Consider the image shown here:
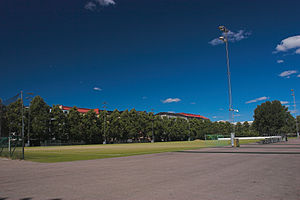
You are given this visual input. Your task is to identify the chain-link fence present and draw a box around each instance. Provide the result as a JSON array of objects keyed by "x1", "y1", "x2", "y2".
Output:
[
  {"x1": 0, "y1": 92, "x2": 24, "y2": 159},
  {"x1": 204, "y1": 134, "x2": 231, "y2": 147},
  {"x1": 0, "y1": 136, "x2": 23, "y2": 159}
]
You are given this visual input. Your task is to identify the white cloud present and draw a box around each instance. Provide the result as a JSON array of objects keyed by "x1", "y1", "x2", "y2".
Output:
[
  {"x1": 162, "y1": 98, "x2": 181, "y2": 103},
  {"x1": 142, "y1": 96, "x2": 147, "y2": 100},
  {"x1": 212, "y1": 116, "x2": 217, "y2": 119},
  {"x1": 209, "y1": 30, "x2": 251, "y2": 46},
  {"x1": 84, "y1": 2, "x2": 97, "y2": 10},
  {"x1": 93, "y1": 87, "x2": 102, "y2": 91},
  {"x1": 275, "y1": 35, "x2": 300, "y2": 54},
  {"x1": 279, "y1": 70, "x2": 297, "y2": 78},
  {"x1": 246, "y1": 96, "x2": 269, "y2": 104},
  {"x1": 297, "y1": 74, "x2": 300, "y2": 78},
  {"x1": 96, "y1": 0, "x2": 115, "y2": 6},
  {"x1": 85, "y1": 0, "x2": 115, "y2": 10},
  {"x1": 280, "y1": 101, "x2": 289, "y2": 105},
  {"x1": 190, "y1": 102, "x2": 196, "y2": 105},
  {"x1": 277, "y1": 60, "x2": 284, "y2": 63}
]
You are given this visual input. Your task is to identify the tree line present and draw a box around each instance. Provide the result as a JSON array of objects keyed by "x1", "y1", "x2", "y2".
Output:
[{"x1": 0, "y1": 96, "x2": 299, "y2": 146}]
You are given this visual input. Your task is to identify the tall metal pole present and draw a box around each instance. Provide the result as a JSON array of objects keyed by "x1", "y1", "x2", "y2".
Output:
[
  {"x1": 26, "y1": 93, "x2": 34, "y2": 146},
  {"x1": 27, "y1": 109, "x2": 30, "y2": 146},
  {"x1": 21, "y1": 91, "x2": 25, "y2": 159},
  {"x1": 291, "y1": 89, "x2": 299, "y2": 139},
  {"x1": 219, "y1": 26, "x2": 234, "y2": 147}
]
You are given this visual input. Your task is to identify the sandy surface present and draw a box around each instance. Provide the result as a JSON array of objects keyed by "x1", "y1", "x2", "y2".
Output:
[{"x1": 1, "y1": 139, "x2": 300, "y2": 200}]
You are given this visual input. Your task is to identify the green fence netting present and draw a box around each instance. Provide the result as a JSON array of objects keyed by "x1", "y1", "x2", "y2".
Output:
[{"x1": 0, "y1": 136, "x2": 23, "y2": 159}]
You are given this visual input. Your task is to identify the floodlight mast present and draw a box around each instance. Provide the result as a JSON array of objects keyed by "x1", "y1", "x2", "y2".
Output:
[
  {"x1": 26, "y1": 93, "x2": 34, "y2": 147},
  {"x1": 218, "y1": 25, "x2": 235, "y2": 147},
  {"x1": 291, "y1": 89, "x2": 299, "y2": 139}
]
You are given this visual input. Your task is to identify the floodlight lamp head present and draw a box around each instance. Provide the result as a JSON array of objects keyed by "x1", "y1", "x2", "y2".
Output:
[
  {"x1": 218, "y1": 25, "x2": 228, "y2": 33},
  {"x1": 218, "y1": 25, "x2": 225, "y2": 31},
  {"x1": 219, "y1": 36, "x2": 226, "y2": 42}
]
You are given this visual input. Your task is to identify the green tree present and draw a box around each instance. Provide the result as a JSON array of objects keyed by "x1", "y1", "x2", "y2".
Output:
[
  {"x1": 297, "y1": 116, "x2": 300, "y2": 134},
  {"x1": 67, "y1": 107, "x2": 82, "y2": 142},
  {"x1": 193, "y1": 119, "x2": 213, "y2": 139},
  {"x1": 120, "y1": 109, "x2": 130, "y2": 142},
  {"x1": 280, "y1": 114, "x2": 296, "y2": 134},
  {"x1": 137, "y1": 111, "x2": 151, "y2": 141},
  {"x1": 236, "y1": 121, "x2": 259, "y2": 137},
  {"x1": 253, "y1": 100, "x2": 291, "y2": 135},
  {"x1": 50, "y1": 105, "x2": 67, "y2": 141},
  {"x1": 0, "y1": 99, "x2": 7, "y2": 137},
  {"x1": 81, "y1": 110, "x2": 101, "y2": 144},
  {"x1": 160, "y1": 116, "x2": 174, "y2": 141},
  {"x1": 224, "y1": 121, "x2": 233, "y2": 135},
  {"x1": 151, "y1": 115, "x2": 162, "y2": 142},
  {"x1": 213, "y1": 121, "x2": 224, "y2": 135},
  {"x1": 189, "y1": 118, "x2": 210, "y2": 140},
  {"x1": 98, "y1": 110, "x2": 109, "y2": 143},
  {"x1": 147, "y1": 111, "x2": 156, "y2": 142},
  {"x1": 30, "y1": 96, "x2": 51, "y2": 142},
  {"x1": 188, "y1": 119, "x2": 197, "y2": 140},
  {"x1": 128, "y1": 109, "x2": 139, "y2": 141},
  {"x1": 212, "y1": 121, "x2": 231, "y2": 136},
  {"x1": 170, "y1": 118, "x2": 189, "y2": 141},
  {"x1": 235, "y1": 122, "x2": 243, "y2": 136},
  {"x1": 242, "y1": 121, "x2": 250, "y2": 132},
  {"x1": 107, "y1": 109, "x2": 121, "y2": 143},
  {"x1": 5, "y1": 99, "x2": 22, "y2": 137}
]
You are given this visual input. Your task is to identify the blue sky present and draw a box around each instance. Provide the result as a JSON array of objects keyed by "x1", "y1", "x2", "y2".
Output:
[{"x1": 1, "y1": 0, "x2": 300, "y2": 122}]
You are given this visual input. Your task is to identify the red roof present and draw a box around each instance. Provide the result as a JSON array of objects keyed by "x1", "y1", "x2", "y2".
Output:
[
  {"x1": 177, "y1": 112, "x2": 209, "y2": 120},
  {"x1": 61, "y1": 105, "x2": 99, "y2": 114}
]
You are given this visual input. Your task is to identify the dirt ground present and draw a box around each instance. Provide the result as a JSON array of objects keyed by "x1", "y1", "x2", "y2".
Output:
[{"x1": 1, "y1": 139, "x2": 300, "y2": 200}]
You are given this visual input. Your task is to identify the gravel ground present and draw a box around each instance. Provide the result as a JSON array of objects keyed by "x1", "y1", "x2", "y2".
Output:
[{"x1": 1, "y1": 139, "x2": 300, "y2": 200}]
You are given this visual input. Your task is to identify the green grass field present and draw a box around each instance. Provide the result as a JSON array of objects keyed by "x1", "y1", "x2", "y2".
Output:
[{"x1": 24, "y1": 139, "x2": 260, "y2": 163}]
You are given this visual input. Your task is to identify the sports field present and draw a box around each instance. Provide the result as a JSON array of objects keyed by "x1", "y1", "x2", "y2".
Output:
[
  {"x1": 1, "y1": 139, "x2": 300, "y2": 200},
  {"x1": 24, "y1": 139, "x2": 259, "y2": 163}
]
